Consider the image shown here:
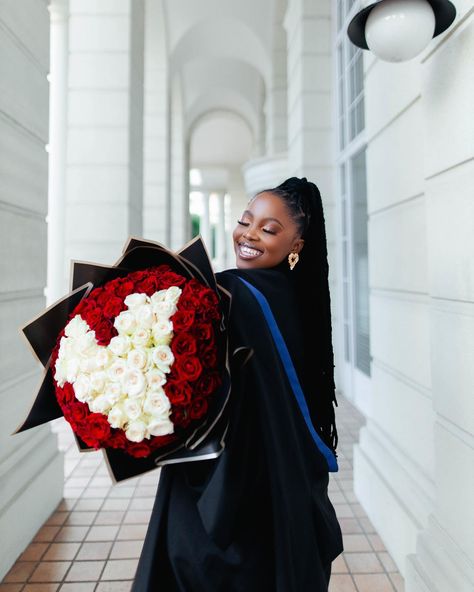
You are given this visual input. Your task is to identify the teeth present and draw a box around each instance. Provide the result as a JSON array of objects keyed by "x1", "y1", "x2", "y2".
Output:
[{"x1": 240, "y1": 245, "x2": 261, "y2": 256}]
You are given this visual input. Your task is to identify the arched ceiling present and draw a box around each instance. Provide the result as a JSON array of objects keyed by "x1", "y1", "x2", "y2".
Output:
[
  {"x1": 163, "y1": 0, "x2": 278, "y2": 167},
  {"x1": 190, "y1": 110, "x2": 254, "y2": 167}
]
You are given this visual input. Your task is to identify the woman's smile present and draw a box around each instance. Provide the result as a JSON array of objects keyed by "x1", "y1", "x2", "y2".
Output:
[{"x1": 237, "y1": 242, "x2": 264, "y2": 260}]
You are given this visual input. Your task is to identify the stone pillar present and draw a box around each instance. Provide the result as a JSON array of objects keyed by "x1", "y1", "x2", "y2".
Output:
[
  {"x1": 0, "y1": 0, "x2": 64, "y2": 578},
  {"x1": 143, "y1": 0, "x2": 170, "y2": 244},
  {"x1": 65, "y1": 0, "x2": 145, "y2": 270},
  {"x1": 215, "y1": 192, "x2": 228, "y2": 271},
  {"x1": 266, "y1": 21, "x2": 288, "y2": 155},
  {"x1": 283, "y1": 0, "x2": 333, "y2": 199},
  {"x1": 201, "y1": 191, "x2": 212, "y2": 255},
  {"x1": 46, "y1": 0, "x2": 69, "y2": 304},
  {"x1": 169, "y1": 75, "x2": 190, "y2": 250}
]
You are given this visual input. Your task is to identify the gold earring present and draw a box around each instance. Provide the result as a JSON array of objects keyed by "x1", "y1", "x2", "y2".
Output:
[{"x1": 288, "y1": 252, "x2": 299, "y2": 270}]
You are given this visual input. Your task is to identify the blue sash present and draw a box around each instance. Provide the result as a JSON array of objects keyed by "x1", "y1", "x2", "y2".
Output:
[{"x1": 237, "y1": 276, "x2": 339, "y2": 472}]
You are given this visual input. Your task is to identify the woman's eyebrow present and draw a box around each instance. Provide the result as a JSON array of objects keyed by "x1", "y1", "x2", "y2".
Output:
[{"x1": 242, "y1": 210, "x2": 283, "y2": 227}]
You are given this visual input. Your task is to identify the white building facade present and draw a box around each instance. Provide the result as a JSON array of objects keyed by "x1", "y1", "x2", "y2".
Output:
[{"x1": 1, "y1": 0, "x2": 473, "y2": 589}]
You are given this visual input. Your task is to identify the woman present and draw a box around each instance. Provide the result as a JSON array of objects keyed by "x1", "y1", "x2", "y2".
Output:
[{"x1": 131, "y1": 176, "x2": 344, "y2": 591}]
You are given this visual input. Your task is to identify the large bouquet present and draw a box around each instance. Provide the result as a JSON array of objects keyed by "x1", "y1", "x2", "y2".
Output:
[{"x1": 14, "y1": 236, "x2": 231, "y2": 482}]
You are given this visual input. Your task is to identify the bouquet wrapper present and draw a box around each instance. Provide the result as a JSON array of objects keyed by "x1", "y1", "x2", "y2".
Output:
[{"x1": 13, "y1": 235, "x2": 232, "y2": 483}]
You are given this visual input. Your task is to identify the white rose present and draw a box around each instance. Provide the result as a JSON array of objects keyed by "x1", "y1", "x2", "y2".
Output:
[
  {"x1": 64, "y1": 315, "x2": 89, "y2": 338},
  {"x1": 145, "y1": 368, "x2": 167, "y2": 390},
  {"x1": 150, "y1": 290, "x2": 168, "y2": 304},
  {"x1": 143, "y1": 390, "x2": 171, "y2": 417},
  {"x1": 108, "y1": 404, "x2": 126, "y2": 429},
  {"x1": 134, "y1": 304, "x2": 155, "y2": 330},
  {"x1": 165, "y1": 286, "x2": 182, "y2": 303},
  {"x1": 131, "y1": 328, "x2": 151, "y2": 348},
  {"x1": 147, "y1": 417, "x2": 174, "y2": 437},
  {"x1": 73, "y1": 331, "x2": 97, "y2": 356},
  {"x1": 79, "y1": 356, "x2": 97, "y2": 373},
  {"x1": 152, "y1": 300, "x2": 176, "y2": 318},
  {"x1": 114, "y1": 311, "x2": 137, "y2": 335},
  {"x1": 104, "y1": 382, "x2": 123, "y2": 405},
  {"x1": 108, "y1": 335, "x2": 132, "y2": 357},
  {"x1": 124, "y1": 292, "x2": 148, "y2": 309},
  {"x1": 126, "y1": 348, "x2": 148, "y2": 370},
  {"x1": 123, "y1": 397, "x2": 144, "y2": 421},
  {"x1": 73, "y1": 374, "x2": 93, "y2": 403},
  {"x1": 107, "y1": 359, "x2": 128, "y2": 383},
  {"x1": 65, "y1": 357, "x2": 81, "y2": 383},
  {"x1": 89, "y1": 394, "x2": 112, "y2": 414},
  {"x1": 152, "y1": 320, "x2": 173, "y2": 344},
  {"x1": 125, "y1": 419, "x2": 147, "y2": 442},
  {"x1": 54, "y1": 360, "x2": 67, "y2": 386},
  {"x1": 90, "y1": 370, "x2": 107, "y2": 393},
  {"x1": 151, "y1": 345, "x2": 174, "y2": 373},
  {"x1": 123, "y1": 368, "x2": 146, "y2": 397},
  {"x1": 94, "y1": 347, "x2": 112, "y2": 369}
]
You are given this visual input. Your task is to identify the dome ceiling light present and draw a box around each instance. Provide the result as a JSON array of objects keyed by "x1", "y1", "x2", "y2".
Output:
[{"x1": 347, "y1": 0, "x2": 457, "y2": 62}]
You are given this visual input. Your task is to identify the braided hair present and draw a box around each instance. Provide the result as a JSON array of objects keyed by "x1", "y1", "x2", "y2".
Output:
[{"x1": 254, "y1": 176, "x2": 339, "y2": 458}]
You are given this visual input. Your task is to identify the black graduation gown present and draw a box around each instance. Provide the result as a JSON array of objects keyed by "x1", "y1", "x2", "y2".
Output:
[{"x1": 131, "y1": 261, "x2": 344, "y2": 592}]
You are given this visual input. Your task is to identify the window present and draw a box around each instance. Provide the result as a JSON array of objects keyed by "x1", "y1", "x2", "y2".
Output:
[{"x1": 335, "y1": 1, "x2": 371, "y2": 376}]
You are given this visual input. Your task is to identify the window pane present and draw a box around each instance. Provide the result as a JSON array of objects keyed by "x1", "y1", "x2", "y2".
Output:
[{"x1": 351, "y1": 148, "x2": 371, "y2": 376}]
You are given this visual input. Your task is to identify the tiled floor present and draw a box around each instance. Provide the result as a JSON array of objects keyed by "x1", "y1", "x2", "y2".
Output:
[{"x1": 1, "y1": 395, "x2": 405, "y2": 592}]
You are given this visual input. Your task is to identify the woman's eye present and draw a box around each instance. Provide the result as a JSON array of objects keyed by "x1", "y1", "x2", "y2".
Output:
[{"x1": 237, "y1": 220, "x2": 275, "y2": 235}]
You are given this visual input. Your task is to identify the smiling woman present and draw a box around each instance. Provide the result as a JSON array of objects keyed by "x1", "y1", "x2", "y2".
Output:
[
  {"x1": 233, "y1": 191, "x2": 305, "y2": 268},
  {"x1": 131, "y1": 176, "x2": 343, "y2": 591}
]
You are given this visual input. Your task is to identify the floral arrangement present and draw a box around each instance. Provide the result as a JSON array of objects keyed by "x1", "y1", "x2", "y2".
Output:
[{"x1": 14, "y1": 236, "x2": 231, "y2": 481}]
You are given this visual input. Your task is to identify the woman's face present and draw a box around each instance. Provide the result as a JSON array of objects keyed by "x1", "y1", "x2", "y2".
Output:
[{"x1": 232, "y1": 191, "x2": 304, "y2": 269}]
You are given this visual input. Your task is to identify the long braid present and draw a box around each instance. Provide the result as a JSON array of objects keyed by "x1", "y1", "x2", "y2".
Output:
[{"x1": 254, "y1": 177, "x2": 340, "y2": 457}]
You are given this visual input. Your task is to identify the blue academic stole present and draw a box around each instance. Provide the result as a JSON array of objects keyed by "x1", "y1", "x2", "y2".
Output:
[{"x1": 236, "y1": 276, "x2": 339, "y2": 473}]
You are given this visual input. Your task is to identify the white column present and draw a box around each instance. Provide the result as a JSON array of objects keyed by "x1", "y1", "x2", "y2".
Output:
[
  {"x1": 143, "y1": 0, "x2": 169, "y2": 244},
  {"x1": 201, "y1": 191, "x2": 212, "y2": 255},
  {"x1": 169, "y1": 75, "x2": 190, "y2": 250},
  {"x1": 283, "y1": 0, "x2": 333, "y2": 197},
  {"x1": 46, "y1": 0, "x2": 69, "y2": 304},
  {"x1": 266, "y1": 22, "x2": 288, "y2": 155},
  {"x1": 216, "y1": 192, "x2": 227, "y2": 271},
  {"x1": 0, "y1": 0, "x2": 64, "y2": 578},
  {"x1": 65, "y1": 0, "x2": 145, "y2": 271}
]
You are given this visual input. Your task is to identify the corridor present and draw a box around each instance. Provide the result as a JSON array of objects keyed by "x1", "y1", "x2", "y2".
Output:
[{"x1": 1, "y1": 395, "x2": 404, "y2": 592}]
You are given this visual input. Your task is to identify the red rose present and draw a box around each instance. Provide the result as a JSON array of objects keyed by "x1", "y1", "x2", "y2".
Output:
[
  {"x1": 69, "y1": 402, "x2": 88, "y2": 422},
  {"x1": 135, "y1": 276, "x2": 159, "y2": 295},
  {"x1": 86, "y1": 414, "x2": 111, "y2": 441},
  {"x1": 96, "y1": 289, "x2": 112, "y2": 307},
  {"x1": 195, "y1": 371, "x2": 221, "y2": 397},
  {"x1": 171, "y1": 405, "x2": 192, "y2": 428},
  {"x1": 103, "y1": 296, "x2": 124, "y2": 319},
  {"x1": 193, "y1": 322, "x2": 213, "y2": 342},
  {"x1": 189, "y1": 396, "x2": 208, "y2": 420},
  {"x1": 165, "y1": 380, "x2": 192, "y2": 405},
  {"x1": 171, "y1": 332, "x2": 197, "y2": 357},
  {"x1": 107, "y1": 430, "x2": 128, "y2": 449},
  {"x1": 201, "y1": 345, "x2": 217, "y2": 369},
  {"x1": 175, "y1": 355, "x2": 202, "y2": 382},
  {"x1": 82, "y1": 306, "x2": 102, "y2": 327},
  {"x1": 127, "y1": 442, "x2": 151, "y2": 458},
  {"x1": 116, "y1": 280, "x2": 135, "y2": 298},
  {"x1": 171, "y1": 309, "x2": 195, "y2": 331},
  {"x1": 159, "y1": 271, "x2": 187, "y2": 289},
  {"x1": 94, "y1": 319, "x2": 115, "y2": 345}
]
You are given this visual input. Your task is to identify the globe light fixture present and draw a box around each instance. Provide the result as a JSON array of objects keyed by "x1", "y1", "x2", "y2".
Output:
[{"x1": 347, "y1": 0, "x2": 457, "y2": 62}]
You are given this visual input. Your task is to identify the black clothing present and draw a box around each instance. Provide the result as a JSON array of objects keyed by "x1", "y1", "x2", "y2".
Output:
[{"x1": 131, "y1": 263, "x2": 344, "y2": 591}]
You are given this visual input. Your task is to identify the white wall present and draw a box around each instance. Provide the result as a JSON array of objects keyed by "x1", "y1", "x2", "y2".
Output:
[
  {"x1": 353, "y1": 2, "x2": 474, "y2": 589},
  {"x1": 0, "y1": 0, "x2": 64, "y2": 578}
]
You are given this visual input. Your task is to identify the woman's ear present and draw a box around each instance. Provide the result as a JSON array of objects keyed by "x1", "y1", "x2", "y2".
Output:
[{"x1": 292, "y1": 238, "x2": 304, "y2": 254}]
